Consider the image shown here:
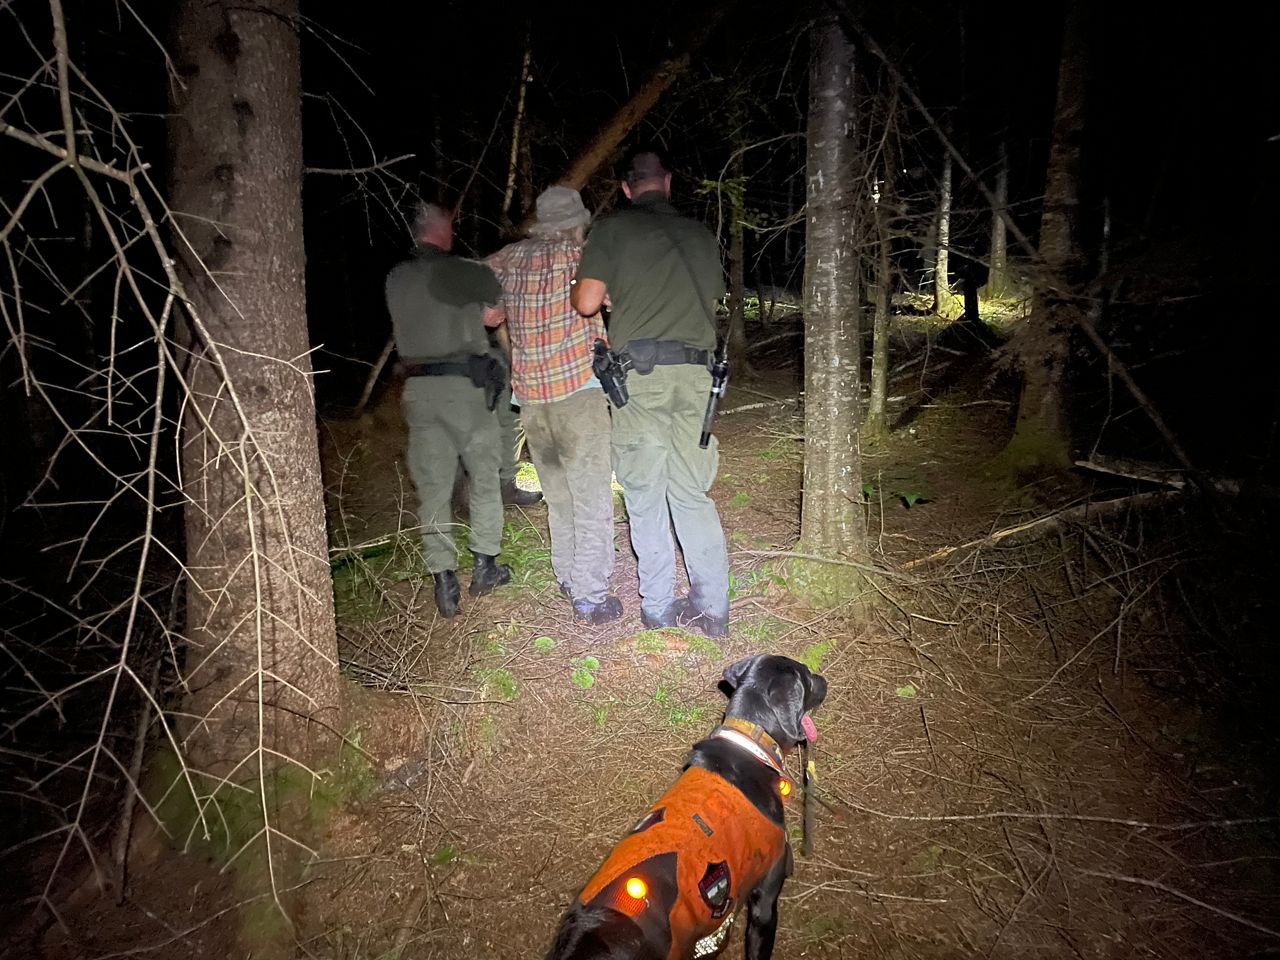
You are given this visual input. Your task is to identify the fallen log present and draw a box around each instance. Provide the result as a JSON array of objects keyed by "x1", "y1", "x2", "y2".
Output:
[{"x1": 902, "y1": 490, "x2": 1182, "y2": 570}]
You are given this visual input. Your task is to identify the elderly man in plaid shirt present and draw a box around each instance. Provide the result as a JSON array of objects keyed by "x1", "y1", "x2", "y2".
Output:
[{"x1": 486, "y1": 186, "x2": 622, "y2": 625}]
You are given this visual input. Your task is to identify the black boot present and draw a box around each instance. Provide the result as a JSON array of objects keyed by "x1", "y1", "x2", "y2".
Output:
[
  {"x1": 433, "y1": 570, "x2": 461, "y2": 618},
  {"x1": 501, "y1": 479, "x2": 543, "y2": 507},
  {"x1": 674, "y1": 597, "x2": 730, "y2": 639},
  {"x1": 469, "y1": 554, "x2": 512, "y2": 596},
  {"x1": 573, "y1": 595, "x2": 624, "y2": 626}
]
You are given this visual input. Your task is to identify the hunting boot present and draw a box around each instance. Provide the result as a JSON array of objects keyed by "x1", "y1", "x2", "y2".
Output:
[
  {"x1": 674, "y1": 597, "x2": 729, "y2": 639},
  {"x1": 573, "y1": 595, "x2": 624, "y2": 626},
  {"x1": 433, "y1": 570, "x2": 461, "y2": 618},
  {"x1": 469, "y1": 554, "x2": 512, "y2": 596},
  {"x1": 501, "y1": 478, "x2": 543, "y2": 507}
]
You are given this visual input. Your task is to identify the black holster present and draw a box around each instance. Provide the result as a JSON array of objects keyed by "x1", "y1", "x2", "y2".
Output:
[
  {"x1": 402, "y1": 353, "x2": 508, "y2": 411},
  {"x1": 469, "y1": 353, "x2": 508, "y2": 411},
  {"x1": 592, "y1": 339, "x2": 630, "y2": 408}
]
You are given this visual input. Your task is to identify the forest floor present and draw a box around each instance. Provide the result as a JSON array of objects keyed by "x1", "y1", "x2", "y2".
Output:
[{"x1": 18, "y1": 320, "x2": 1280, "y2": 959}]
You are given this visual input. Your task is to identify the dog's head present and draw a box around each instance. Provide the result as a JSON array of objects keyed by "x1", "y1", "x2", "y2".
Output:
[{"x1": 721, "y1": 654, "x2": 828, "y2": 750}]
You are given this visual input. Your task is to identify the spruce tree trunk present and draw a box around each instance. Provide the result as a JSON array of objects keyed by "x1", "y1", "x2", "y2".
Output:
[
  {"x1": 986, "y1": 138, "x2": 1010, "y2": 296},
  {"x1": 168, "y1": 0, "x2": 341, "y2": 776},
  {"x1": 1000, "y1": 4, "x2": 1089, "y2": 472},
  {"x1": 800, "y1": 17, "x2": 866, "y2": 558},
  {"x1": 865, "y1": 102, "x2": 897, "y2": 439}
]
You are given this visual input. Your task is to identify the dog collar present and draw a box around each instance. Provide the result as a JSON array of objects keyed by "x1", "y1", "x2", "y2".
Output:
[{"x1": 712, "y1": 717, "x2": 784, "y2": 775}]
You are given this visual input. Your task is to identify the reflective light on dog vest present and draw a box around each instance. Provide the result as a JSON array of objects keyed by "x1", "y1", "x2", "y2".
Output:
[
  {"x1": 778, "y1": 778, "x2": 792, "y2": 797},
  {"x1": 625, "y1": 876, "x2": 648, "y2": 900}
]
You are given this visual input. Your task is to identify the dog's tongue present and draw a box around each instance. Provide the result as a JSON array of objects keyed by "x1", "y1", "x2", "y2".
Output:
[{"x1": 801, "y1": 713, "x2": 818, "y2": 742}]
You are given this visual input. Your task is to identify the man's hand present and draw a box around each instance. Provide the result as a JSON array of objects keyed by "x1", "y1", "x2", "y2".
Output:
[
  {"x1": 481, "y1": 304, "x2": 505, "y2": 328},
  {"x1": 571, "y1": 277, "x2": 609, "y2": 318},
  {"x1": 492, "y1": 321, "x2": 511, "y2": 359}
]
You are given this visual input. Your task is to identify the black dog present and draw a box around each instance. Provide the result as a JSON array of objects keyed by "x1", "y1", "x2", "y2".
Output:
[{"x1": 546, "y1": 654, "x2": 828, "y2": 960}]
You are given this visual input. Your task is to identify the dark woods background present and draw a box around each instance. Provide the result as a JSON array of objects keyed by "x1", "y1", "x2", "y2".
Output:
[{"x1": 1, "y1": 0, "x2": 1278, "y2": 937}]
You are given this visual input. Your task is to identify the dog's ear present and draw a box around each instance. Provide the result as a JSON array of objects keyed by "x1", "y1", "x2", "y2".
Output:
[
  {"x1": 722, "y1": 655, "x2": 761, "y2": 691},
  {"x1": 767, "y1": 671, "x2": 809, "y2": 745},
  {"x1": 805, "y1": 671, "x2": 829, "y2": 712}
]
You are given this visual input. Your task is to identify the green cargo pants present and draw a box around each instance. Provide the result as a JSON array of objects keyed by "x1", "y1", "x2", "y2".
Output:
[
  {"x1": 403, "y1": 375, "x2": 504, "y2": 573},
  {"x1": 611, "y1": 363, "x2": 729, "y2": 622}
]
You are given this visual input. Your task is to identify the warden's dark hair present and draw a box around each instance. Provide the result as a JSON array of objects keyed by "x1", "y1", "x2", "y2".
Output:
[{"x1": 622, "y1": 145, "x2": 671, "y2": 187}]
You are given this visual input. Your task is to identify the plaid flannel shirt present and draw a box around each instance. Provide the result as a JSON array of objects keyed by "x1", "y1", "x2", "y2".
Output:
[{"x1": 486, "y1": 237, "x2": 604, "y2": 405}]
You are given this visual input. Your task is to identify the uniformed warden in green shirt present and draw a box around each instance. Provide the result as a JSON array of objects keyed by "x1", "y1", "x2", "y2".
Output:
[
  {"x1": 386, "y1": 203, "x2": 512, "y2": 618},
  {"x1": 571, "y1": 151, "x2": 730, "y2": 637}
]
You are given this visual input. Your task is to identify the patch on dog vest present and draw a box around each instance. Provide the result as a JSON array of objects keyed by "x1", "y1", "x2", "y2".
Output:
[
  {"x1": 632, "y1": 808, "x2": 665, "y2": 833},
  {"x1": 698, "y1": 860, "x2": 732, "y2": 918}
]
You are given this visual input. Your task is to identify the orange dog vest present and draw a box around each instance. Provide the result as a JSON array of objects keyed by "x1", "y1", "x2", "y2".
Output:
[{"x1": 578, "y1": 765, "x2": 787, "y2": 960}]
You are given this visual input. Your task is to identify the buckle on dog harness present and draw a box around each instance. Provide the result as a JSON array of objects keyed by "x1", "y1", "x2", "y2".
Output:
[{"x1": 711, "y1": 717, "x2": 784, "y2": 775}]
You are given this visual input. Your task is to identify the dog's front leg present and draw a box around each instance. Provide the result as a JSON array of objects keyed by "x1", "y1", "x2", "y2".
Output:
[{"x1": 744, "y1": 846, "x2": 792, "y2": 960}]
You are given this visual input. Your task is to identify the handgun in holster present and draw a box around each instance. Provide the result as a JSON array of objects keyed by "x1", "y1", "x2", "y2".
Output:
[
  {"x1": 699, "y1": 339, "x2": 730, "y2": 449},
  {"x1": 593, "y1": 338, "x2": 630, "y2": 408}
]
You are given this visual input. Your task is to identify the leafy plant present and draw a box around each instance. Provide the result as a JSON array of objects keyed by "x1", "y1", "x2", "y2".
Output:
[
  {"x1": 728, "y1": 564, "x2": 787, "y2": 601},
  {"x1": 799, "y1": 639, "x2": 836, "y2": 673},
  {"x1": 895, "y1": 682, "x2": 917, "y2": 698},
  {"x1": 654, "y1": 682, "x2": 707, "y2": 727},
  {"x1": 570, "y1": 655, "x2": 600, "y2": 689},
  {"x1": 728, "y1": 491, "x2": 750, "y2": 508},
  {"x1": 498, "y1": 517, "x2": 556, "y2": 591},
  {"x1": 532, "y1": 635, "x2": 557, "y2": 653},
  {"x1": 477, "y1": 667, "x2": 519, "y2": 700},
  {"x1": 431, "y1": 844, "x2": 459, "y2": 866}
]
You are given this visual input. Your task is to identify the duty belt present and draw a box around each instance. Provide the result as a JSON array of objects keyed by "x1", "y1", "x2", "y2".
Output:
[{"x1": 618, "y1": 338, "x2": 712, "y2": 374}]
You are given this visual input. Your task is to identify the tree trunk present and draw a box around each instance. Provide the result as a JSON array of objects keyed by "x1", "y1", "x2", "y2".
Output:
[
  {"x1": 935, "y1": 147, "x2": 953, "y2": 309},
  {"x1": 800, "y1": 17, "x2": 866, "y2": 559},
  {"x1": 865, "y1": 111, "x2": 896, "y2": 439},
  {"x1": 999, "y1": 4, "x2": 1089, "y2": 473},
  {"x1": 500, "y1": 29, "x2": 533, "y2": 231},
  {"x1": 726, "y1": 152, "x2": 752, "y2": 376},
  {"x1": 986, "y1": 137, "x2": 1010, "y2": 296},
  {"x1": 168, "y1": 0, "x2": 341, "y2": 778}
]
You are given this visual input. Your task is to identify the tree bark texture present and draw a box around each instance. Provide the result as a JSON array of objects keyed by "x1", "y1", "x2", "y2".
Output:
[
  {"x1": 986, "y1": 137, "x2": 1010, "y2": 295},
  {"x1": 935, "y1": 149, "x2": 952, "y2": 301},
  {"x1": 800, "y1": 17, "x2": 866, "y2": 556},
  {"x1": 865, "y1": 128, "x2": 895, "y2": 437},
  {"x1": 1004, "y1": 3, "x2": 1089, "y2": 469},
  {"x1": 168, "y1": 0, "x2": 341, "y2": 775}
]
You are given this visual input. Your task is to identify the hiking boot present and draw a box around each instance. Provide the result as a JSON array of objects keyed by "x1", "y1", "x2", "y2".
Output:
[
  {"x1": 640, "y1": 604, "x2": 679, "y2": 630},
  {"x1": 558, "y1": 581, "x2": 572, "y2": 599},
  {"x1": 469, "y1": 554, "x2": 512, "y2": 596},
  {"x1": 573, "y1": 595, "x2": 624, "y2": 626},
  {"x1": 674, "y1": 597, "x2": 730, "y2": 639},
  {"x1": 433, "y1": 570, "x2": 461, "y2": 618},
  {"x1": 501, "y1": 479, "x2": 543, "y2": 507}
]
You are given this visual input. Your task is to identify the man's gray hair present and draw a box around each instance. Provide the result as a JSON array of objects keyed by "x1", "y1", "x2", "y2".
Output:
[{"x1": 412, "y1": 202, "x2": 452, "y2": 239}]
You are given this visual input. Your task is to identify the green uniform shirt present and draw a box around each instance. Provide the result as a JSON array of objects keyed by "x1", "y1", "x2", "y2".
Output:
[
  {"x1": 576, "y1": 192, "x2": 723, "y2": 353},
  {"x1": 385, "y1": 245, "x2": 503, "y2": 361}
]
